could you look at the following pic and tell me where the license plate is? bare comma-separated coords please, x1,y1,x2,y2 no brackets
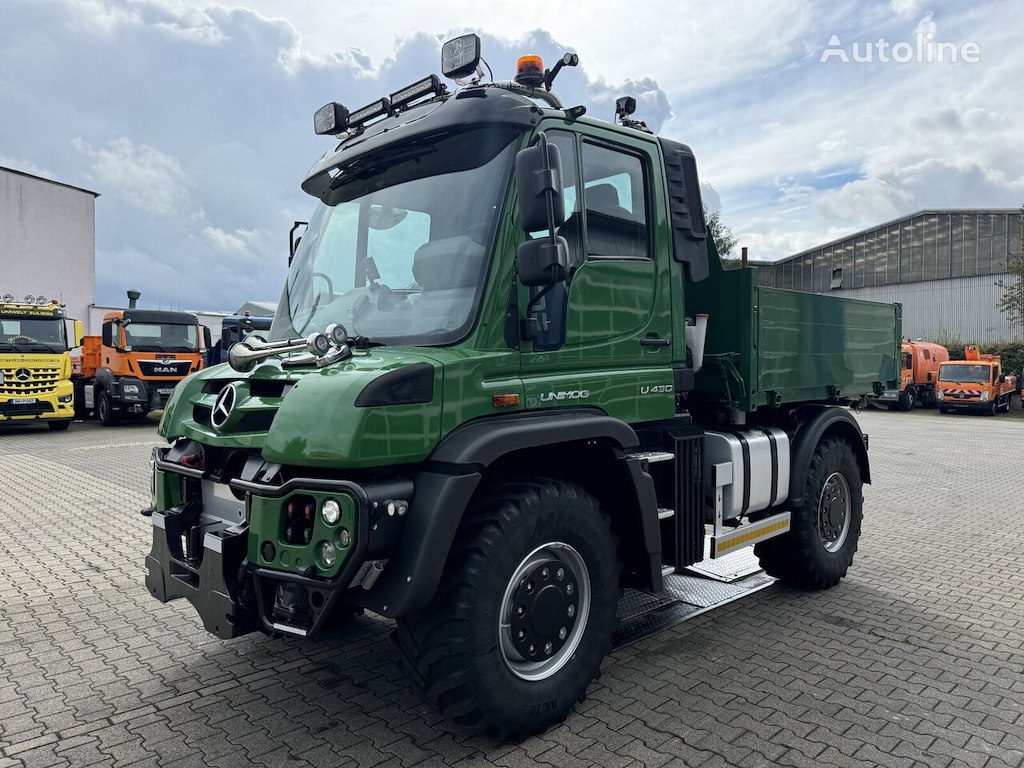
158,388,174,395
10,397,37,404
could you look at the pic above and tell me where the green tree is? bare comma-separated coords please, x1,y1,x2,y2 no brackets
704,204,738,258
994,208,1024,331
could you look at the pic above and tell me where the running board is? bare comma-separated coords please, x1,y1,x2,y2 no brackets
711,511,790,559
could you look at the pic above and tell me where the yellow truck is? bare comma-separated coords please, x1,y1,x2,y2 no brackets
0,293,83,430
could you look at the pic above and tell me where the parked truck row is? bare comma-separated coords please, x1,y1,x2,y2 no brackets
142,36,902,739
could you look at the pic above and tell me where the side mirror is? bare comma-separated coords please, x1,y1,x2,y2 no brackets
999,373,1006,383
71,319,84,349
517,237,570,287
515,135,565,233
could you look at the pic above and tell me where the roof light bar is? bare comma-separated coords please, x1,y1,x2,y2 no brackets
348,97,392,128
390,75,445,109
314,102,350,136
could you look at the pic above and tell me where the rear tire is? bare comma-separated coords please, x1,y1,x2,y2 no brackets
97,389,119,426
755,437,863,589
393,478,621,740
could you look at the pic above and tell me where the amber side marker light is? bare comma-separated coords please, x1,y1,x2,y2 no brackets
493,393,521,408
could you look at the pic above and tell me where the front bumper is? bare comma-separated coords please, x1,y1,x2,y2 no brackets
145,451,410,639
0,384,74,422
118,379,178,414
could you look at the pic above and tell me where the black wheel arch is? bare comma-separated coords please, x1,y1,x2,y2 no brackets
788,405,870,507
357,408,660,618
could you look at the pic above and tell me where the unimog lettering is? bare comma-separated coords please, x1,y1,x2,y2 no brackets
144,33,899,741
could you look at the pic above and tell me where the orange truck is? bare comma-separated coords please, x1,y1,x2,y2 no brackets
936,345,1017,416
875,339,949,410
73,292,209,425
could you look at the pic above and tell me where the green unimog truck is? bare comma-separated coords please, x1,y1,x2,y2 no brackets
144,35,900,739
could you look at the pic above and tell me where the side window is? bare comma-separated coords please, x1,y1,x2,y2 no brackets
581,142,650,259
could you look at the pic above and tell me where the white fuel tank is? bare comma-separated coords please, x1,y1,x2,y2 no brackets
703,428,790,520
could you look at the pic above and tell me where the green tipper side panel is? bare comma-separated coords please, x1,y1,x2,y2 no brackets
690,266,901,411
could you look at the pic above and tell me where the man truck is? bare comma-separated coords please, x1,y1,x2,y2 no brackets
936,345,1017,415
0,293,83,430
75,291,209,425
143,37,901,739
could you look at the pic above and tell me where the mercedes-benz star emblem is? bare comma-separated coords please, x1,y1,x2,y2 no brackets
15,368,31,382
211,383,238,429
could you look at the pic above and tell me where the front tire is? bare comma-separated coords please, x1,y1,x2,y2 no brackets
755,437,863,589
902,388,917,411
97,389,119,426
393,479,621,740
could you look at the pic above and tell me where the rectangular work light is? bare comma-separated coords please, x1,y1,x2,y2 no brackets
314,102,349,136
348,97,392,128
441,33,480,80
389,75,445,109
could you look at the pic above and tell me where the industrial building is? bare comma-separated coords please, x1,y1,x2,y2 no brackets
0,166,98,324
756,209,1023,342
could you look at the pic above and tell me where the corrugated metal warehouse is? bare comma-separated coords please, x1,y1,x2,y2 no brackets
756,209,1023,343
0,166,98,324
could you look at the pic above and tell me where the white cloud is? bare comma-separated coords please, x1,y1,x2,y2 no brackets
890,0,921,19
72,137,195,217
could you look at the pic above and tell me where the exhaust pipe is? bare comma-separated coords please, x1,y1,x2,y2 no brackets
685,313,709,374
127,289,141,309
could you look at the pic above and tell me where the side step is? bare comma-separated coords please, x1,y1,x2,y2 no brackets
711,511,790,559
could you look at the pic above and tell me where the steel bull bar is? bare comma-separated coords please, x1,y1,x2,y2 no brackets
145,457,393,640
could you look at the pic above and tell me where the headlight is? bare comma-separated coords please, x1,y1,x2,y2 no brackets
319,541,337,567
321,498,341,525
122,383,140,395
980,390,990,401
936,389,944,400
57,394,73,403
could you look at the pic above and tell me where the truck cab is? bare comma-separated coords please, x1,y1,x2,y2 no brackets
206,314,273,367
936,345,1017,415
0,293,83,430
76,306,209,425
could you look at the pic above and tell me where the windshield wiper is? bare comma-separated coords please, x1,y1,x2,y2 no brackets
0,341,36,354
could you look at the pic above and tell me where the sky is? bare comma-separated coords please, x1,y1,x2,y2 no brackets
1,0,1022,310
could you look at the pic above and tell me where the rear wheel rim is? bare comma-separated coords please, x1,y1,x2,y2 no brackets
498,542,591,682
817,472,851,553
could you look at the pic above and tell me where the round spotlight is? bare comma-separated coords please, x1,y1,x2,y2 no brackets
339,528,351,548
260,541,276,562
321,498,341,525
2,293,14,303
23,294,34,303
35,294,48,305
325,323,349,347
307,332,331,356
319,541,337,567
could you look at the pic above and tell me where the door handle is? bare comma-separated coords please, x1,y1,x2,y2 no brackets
640,336,670,348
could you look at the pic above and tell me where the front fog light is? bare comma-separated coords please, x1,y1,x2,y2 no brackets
319,541,337,567
322,498,341,525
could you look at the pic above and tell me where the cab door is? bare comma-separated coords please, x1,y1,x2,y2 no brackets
518,125,675,423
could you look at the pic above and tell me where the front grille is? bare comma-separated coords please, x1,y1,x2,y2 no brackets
0,401,55,416
192,403,274,433
0,368,60,396
137,359,192,378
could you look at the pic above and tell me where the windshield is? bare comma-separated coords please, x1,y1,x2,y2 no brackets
271,126,521,345
939,363,991,384
0,317,67,352
124,323,198,352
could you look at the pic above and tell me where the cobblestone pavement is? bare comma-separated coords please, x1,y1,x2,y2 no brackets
1,410,1022,768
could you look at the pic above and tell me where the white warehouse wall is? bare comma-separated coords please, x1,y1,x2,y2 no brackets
824,273,1022,343
0,167,97,325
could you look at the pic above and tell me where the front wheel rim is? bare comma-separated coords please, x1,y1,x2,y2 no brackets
498,542,591,682
817,472,851,553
